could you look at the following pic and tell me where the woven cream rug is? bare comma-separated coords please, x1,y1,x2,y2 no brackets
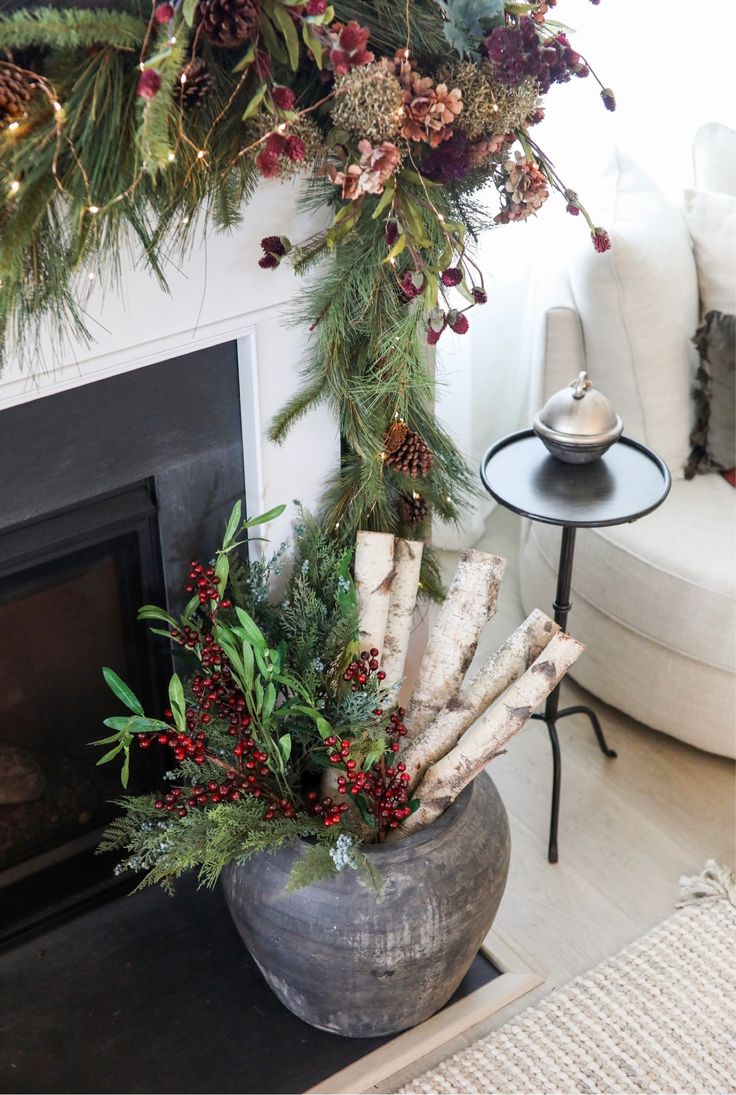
398,864,736,1095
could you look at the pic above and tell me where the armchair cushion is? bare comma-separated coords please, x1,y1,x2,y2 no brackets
568,152,698,479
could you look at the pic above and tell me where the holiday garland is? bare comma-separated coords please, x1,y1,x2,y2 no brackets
0,0,613,592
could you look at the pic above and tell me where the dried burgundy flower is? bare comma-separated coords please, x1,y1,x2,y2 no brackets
472,287,488,304
385,219,399,247
261,236,286,257
448,311,469,335
286,135,306,161
137,69,162,99
600,87,616,111
400,271,423,299
591,227,611,253
258,235,290,270
441,267,463,287
255,147,280,178
426,314,446,345
272,85,296,111
566,203,580,216
154,3,175,23
306,0,327,13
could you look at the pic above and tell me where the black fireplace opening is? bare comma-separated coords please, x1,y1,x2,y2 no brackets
0,483,170,941
0,342,247,947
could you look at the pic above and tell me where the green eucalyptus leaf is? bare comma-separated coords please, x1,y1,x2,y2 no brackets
278,732,292,764
96,743,123,766
214,551,230,596
235,607,267,649
137,605,179,627
102,668,143,715
102,716,131,731
222,500,242,547
271,1,300,69
242,82,268,120
90,732,124,746
168,674,186,731
182,0,197,26
120,750,131,789
242,641,255,690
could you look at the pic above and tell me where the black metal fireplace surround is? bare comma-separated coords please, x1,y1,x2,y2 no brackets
0,344,245,945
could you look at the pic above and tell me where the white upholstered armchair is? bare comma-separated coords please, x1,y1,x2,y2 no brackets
520,125,736,758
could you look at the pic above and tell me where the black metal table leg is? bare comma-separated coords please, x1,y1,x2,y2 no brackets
529,526,616,862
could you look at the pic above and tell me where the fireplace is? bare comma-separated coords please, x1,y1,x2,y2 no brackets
0,344,246,944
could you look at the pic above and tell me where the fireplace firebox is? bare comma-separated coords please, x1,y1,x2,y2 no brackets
0,344,246,945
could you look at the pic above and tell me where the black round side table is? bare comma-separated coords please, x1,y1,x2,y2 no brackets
480,430,671,863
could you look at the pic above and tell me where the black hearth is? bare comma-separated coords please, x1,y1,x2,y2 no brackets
0,344,246,943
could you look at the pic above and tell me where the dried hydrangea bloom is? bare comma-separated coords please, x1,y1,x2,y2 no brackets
330,62,404,143
498,152,550,221
401,73,462,147
441,60,539,141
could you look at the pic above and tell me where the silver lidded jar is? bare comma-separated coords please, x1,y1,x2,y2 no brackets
533,371,623,464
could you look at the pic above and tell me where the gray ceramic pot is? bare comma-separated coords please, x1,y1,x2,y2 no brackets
221,772,510,1037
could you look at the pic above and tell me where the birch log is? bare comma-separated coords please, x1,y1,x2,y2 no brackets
398,632,585,837
380,538,424,690
402,609,560,791
407,549,506,740
354,531,396,658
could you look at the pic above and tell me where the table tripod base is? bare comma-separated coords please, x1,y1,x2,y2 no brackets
531,705,617,863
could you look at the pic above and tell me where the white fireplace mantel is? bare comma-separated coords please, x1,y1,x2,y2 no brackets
0,179,339,554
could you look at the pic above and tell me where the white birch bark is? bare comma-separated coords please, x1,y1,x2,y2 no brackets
402,609,559,791
354,530,396,658
380,537,424,690
398,632,585,837
407,548,506,740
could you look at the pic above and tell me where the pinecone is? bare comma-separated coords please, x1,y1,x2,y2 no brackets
384,423,433,479
0,66,34,121
195,0,259,49
177,58,214,109
398,493,429,527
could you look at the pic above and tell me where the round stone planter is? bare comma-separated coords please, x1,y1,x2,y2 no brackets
221,772,510,1037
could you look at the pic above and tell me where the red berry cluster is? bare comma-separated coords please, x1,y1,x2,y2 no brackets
191,673,252,737
343,648,386,691
372,706,407,754
336,761,413,834
305,789,350,827
139,726,209,765
169,623,199,649
154,779,243,817
184,560,232,608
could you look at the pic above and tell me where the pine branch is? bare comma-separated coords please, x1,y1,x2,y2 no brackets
0,7,147,51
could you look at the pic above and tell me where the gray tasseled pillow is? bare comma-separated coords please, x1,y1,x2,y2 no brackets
685,310,735,478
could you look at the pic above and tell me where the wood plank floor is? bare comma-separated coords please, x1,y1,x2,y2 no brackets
370,506,735,1093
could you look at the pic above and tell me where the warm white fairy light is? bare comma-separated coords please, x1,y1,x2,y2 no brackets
169,35,177,44
167,151,175,162
53,100,62,112
7,121,19,132
180,73,187,84
277,123,287,133
9,180,20,193
88,271,95,280
197,150,206,159
412,491,421,500
87,205,100,214
139,62,145,71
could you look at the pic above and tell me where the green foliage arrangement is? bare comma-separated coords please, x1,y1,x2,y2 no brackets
0,0,613,591
95,501,413,893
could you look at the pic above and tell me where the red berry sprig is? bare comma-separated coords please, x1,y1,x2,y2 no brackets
343,647,386,691
336,761,413,835
305,789,350,827
184,560,232,609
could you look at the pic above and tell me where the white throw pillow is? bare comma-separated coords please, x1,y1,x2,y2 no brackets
683,188,736,315
568,151,698,479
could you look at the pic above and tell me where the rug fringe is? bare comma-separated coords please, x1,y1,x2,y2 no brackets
676,859,736,907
